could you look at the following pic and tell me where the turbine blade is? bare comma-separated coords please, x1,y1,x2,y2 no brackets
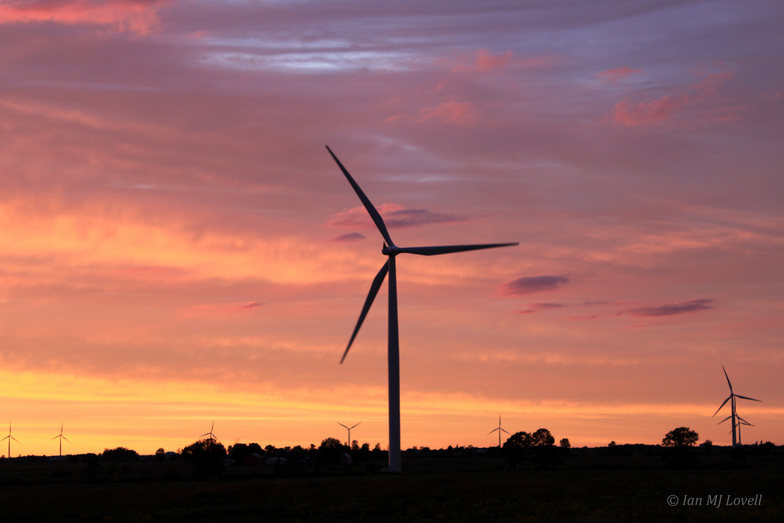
337,422,348,430
501,428,511,435
350,422,361,429
722,365,733,394
713,396,731,416
397,243,518,256
735,394,762,402
488,428,499,435
718,415,732,424
341,261,389,364
326,146,394,246
62,436,71,443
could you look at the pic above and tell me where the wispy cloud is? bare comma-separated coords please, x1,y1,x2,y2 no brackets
329,232,366,243
515,302,566,315
0,0,166,35
597,66,641,84
625,299,714,317
611,69,739,126
328,204,468,230
498,276,569,296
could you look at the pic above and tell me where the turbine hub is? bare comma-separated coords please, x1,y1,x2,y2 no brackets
382,244,399,256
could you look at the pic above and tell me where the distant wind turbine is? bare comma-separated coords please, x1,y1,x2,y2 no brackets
201,421,220,452
52,422,71,457
488,414,510,448
328,146,518,473
337,422,361,447
713,366,762,447
2,422,20,459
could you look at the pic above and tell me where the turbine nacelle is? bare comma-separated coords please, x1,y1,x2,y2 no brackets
381,243,399,256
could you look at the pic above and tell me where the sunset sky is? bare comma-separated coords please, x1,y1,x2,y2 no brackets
1,0,782,457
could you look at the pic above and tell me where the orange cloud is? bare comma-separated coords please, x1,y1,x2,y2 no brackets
0,0,167,35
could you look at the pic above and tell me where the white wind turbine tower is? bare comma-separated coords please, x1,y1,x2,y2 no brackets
52,422,71,457
713,365,762,447
201,421,220,452
328,146,518,473
2,422,20,459
488,414,510,448
337,422,361,447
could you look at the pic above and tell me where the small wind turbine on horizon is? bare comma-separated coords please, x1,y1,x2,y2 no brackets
2,422,20,459
713,365,762,447
488,414,510,448
201,421,220,451
327,146,518,473
52,422,71,457
337,422,361,447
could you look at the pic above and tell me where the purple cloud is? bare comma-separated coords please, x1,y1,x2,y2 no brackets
499,275,569,296
626,299,714,317
329,232,366,243
329,204,468,230
514,302,566,314
383,208,468,228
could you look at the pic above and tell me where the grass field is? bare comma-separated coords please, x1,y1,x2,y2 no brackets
1,447,782,522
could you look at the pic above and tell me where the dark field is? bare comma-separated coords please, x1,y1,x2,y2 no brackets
2,447,782,522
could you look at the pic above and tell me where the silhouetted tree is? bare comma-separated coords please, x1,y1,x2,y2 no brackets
102,447,139,462
502,431,531,469
662,427,699,447
503,429,560,469
559,438,571,456
318,437,346,465
662,427,699,469
531,428,555,447
228,442,263,463
181,439,227,478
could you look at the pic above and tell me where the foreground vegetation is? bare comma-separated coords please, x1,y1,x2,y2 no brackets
1,444,782,522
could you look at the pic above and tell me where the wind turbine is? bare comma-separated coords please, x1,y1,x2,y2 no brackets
1,422,20,459
713,366,762,447
200,421,220,452
488,414,510,448
328,146,518,472
337,422,361,447
52,422,71,457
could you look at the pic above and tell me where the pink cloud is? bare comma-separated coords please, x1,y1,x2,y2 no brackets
475,49,515,71
0,0,167,35
417,99,478,124
612,94,687,126
611,70,740,126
